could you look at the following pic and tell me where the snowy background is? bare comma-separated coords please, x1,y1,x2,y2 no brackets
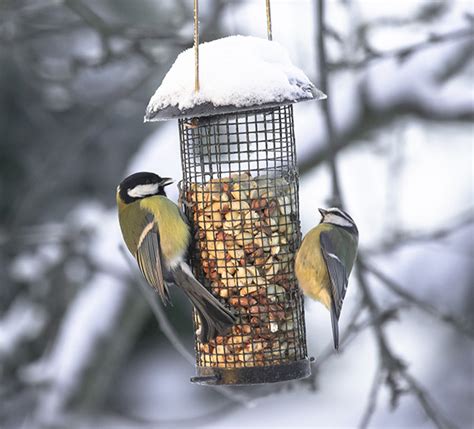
0,1,473,428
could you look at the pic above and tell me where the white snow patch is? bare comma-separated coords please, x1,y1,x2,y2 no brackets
10,243,62,283
10,252,45,283
21,274,127,423
0,297,47,357
146,35,325,116
67,202,126,274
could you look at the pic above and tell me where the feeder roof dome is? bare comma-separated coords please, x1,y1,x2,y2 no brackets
145,35,326,121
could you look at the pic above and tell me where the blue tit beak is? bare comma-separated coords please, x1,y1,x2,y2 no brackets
160,177,174,187
318,208,327,217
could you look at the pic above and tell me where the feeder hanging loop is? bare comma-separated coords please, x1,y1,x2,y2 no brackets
266,0,273,41
194,0,200,93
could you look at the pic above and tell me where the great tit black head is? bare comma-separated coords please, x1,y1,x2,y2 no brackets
118,171,173,204
319,207,359,236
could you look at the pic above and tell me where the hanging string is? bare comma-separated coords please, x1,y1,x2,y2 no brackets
266,0,272,41
194,0,200,93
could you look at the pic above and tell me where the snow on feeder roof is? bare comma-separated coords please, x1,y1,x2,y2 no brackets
144,35,326,121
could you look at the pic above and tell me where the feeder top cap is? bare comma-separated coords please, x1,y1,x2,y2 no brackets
145,35,326,121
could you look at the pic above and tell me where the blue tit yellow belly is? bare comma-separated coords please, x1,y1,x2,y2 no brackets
295,224,333,310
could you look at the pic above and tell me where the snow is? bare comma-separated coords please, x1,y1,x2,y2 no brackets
18,202,130,425
0,297,47,358
22,272,128,424
145,35,325,119
10,243,62,283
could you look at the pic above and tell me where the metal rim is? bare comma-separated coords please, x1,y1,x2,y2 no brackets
145,88,326,122
191,359,312,386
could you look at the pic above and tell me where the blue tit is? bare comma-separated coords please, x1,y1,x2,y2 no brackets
295,207,359,349
117,171,236,343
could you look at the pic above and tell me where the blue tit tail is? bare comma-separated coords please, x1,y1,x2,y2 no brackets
173,262,236,343
330,302,340,350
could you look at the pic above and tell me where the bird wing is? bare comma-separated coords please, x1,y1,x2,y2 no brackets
135,213,170,304
320,231,348,320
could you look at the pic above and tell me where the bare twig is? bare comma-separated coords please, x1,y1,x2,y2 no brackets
364,210,474,255
401,371,461,429
300,26,474,178
356,260,461,429
314,0,342,207
299,88,474,177
359,364,383,429
328,27,474,71
314,302,402,370
361,260,474,339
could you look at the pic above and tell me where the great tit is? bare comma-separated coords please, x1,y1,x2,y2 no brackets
116,171,236,343
295,207,359,350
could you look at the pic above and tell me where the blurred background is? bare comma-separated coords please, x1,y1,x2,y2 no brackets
0,0,473,428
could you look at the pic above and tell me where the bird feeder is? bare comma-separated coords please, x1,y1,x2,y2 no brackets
144,2,325,385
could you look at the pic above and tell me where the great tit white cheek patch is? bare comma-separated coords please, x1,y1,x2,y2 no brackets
128,183,159,198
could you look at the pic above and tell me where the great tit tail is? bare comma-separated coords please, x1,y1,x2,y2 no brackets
330,302,340,351
173,262,236,343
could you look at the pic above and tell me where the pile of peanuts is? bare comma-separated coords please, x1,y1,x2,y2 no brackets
186,172,304,368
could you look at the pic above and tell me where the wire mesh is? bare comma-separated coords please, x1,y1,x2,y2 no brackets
179,105,308,380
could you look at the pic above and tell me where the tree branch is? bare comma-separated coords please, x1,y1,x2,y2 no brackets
328,27,474,71
314,0,342,207
299,89,474,176
364,209,474,255
358,363,383,429
356,259,461,429
361,260,474,339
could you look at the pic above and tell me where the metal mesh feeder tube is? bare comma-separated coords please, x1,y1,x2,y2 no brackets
180,105,311,385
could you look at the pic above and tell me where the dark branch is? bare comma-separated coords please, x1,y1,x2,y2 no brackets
314,0,343,207
361,260,474,339
365,210,474,255
356,259,460,429
299,86,474,177
358,364,383,429
328,27,474,71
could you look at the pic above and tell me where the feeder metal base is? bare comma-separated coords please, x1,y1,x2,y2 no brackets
191,359,311,386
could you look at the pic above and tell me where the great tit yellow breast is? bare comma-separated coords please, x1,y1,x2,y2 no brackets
139,196,190,264
295,224,332,309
